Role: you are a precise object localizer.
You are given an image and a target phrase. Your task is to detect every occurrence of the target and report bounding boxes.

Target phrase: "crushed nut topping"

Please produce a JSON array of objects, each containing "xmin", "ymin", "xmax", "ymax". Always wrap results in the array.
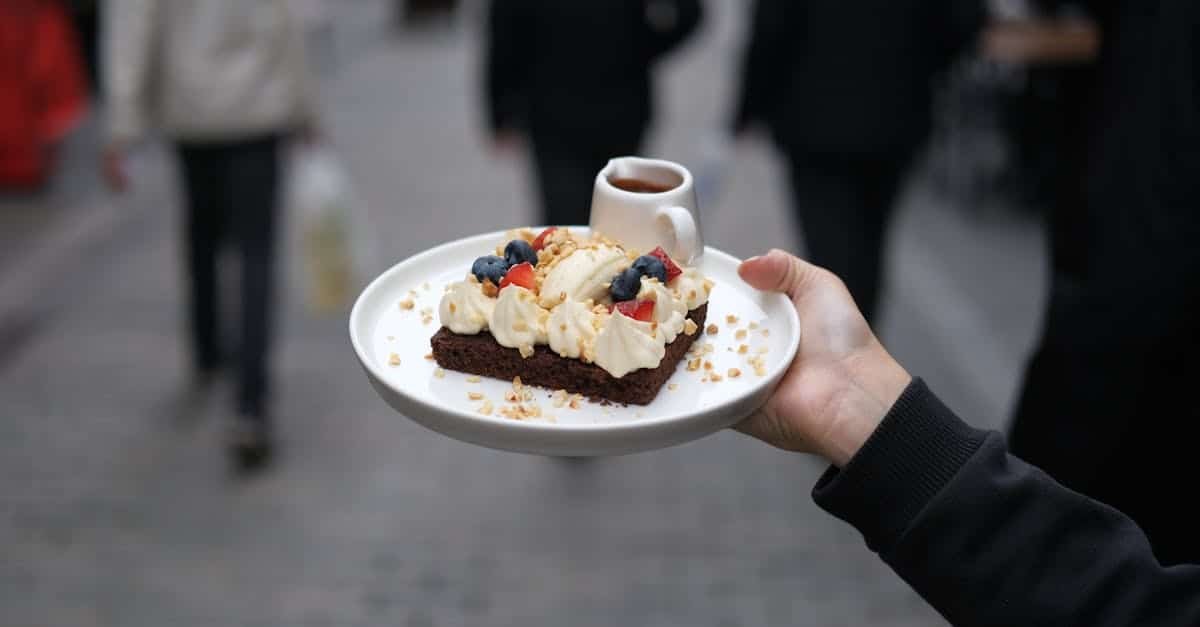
[
  {"xmin": 726, "ymin": 314, "xmax": 739, "ymax": 324},
  {"xmin": 399, "ymin": 299, "xmax": 415, "ymax": 310},
  {"xmin": 738, "ymin": 344, "xmax": 749, "ymax": 355},
  {"xmin": 467, "ymin": 391, "xmax": 485, "ymax": 401},
  {"xmin": 735, "ymin": 329, "xmax": 748, "ymax": 340},
  {"xmin": 466, "ymin": 375, "xmax": 481, "ymax": 383},
  {"xmin": 706, "ymin": 324, "xmax": 719, "ymax": 335},
  {"xmin": 388, "ymin": 353, "xmax": 401, "ymax": 366},
  {"xmin": 478, "ymin": 400, "xmax": 494, "ymax": 416},
  {"xmin": 683, "ymin": 319, "xmax": 698, "ymax": 335},
  {"xmin": 728, "ymin": 368, "xmax": 742, "ymax": 379}
]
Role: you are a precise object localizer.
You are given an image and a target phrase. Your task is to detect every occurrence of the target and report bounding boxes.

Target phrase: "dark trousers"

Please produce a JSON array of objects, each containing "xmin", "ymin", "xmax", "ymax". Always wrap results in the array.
[
  {"xmin": 783, "ymin": 150, "xmax": 910, "ymax": 323},
  {"xmin": 175, "ymin": 135, "xmax": 281, "ymax": 416},
  {"xmin": 529, "ymin": 128, "xmax": 642, "ymax": 227}
]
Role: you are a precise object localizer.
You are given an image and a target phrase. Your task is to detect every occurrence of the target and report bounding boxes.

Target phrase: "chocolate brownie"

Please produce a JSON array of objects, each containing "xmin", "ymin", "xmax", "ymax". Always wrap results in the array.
[{"xmin": 431, "ymin": 304, "xmax": 708, "ymax": 405}]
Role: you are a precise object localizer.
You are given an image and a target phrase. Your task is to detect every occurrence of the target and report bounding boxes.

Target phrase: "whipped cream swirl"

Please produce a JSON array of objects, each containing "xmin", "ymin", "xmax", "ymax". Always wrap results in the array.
[
  {"xmin": 593, "ymin": 309, "xmax": 665, "ymax": 378},
  {"xmin": 548, "ymin": 299, "xmax": 598, "ymax": 360},
  {"xmin": 438, "ymin": 279, "xmax": 495, "ymax": 334},
  {"xmin": 490, "ymin": 285, "xmax": 547, "ymax": 351}
]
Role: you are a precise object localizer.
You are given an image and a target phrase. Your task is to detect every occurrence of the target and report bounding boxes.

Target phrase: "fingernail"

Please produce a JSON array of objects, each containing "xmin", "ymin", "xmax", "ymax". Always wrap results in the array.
[{"xmin": 743, "ymin": 255, "xmax": 762, "ymax": 264}]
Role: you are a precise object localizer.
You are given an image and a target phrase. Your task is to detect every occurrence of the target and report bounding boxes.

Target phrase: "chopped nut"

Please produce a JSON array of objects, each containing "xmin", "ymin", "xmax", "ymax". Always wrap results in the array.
[
  {"xmin": 683, "ymin": 319, "xmax": 698, "ymax": 335},
  {"xmin": 749, "ymin": 322, "xmax": 759, "ymax": 330},
  {"xmin": 399, "ymin": 299, "xmax": 415, "ymax": 310},
  {"xmin": 568, "ymin": 394, "xmax": 583, "ymax": 410},
  {"xmin": 448, "ymin": 302, "xmax": 457, "ymax": 314},
  {"xmin": 518, "ymin": 344, "xmax": 535, "ymax": 358},
  {"xmin": 467, "ymin": 391, "xmax": 485, "ymax": 401},
  {"xmin": 687, "ymin": 358, "xmax": 702, "ymax": 371},
  {"xmin": 504, "ymin": 389, "xmax": 521, "ymax": 403},
  {"xmin": 756, "ymin": 346, "xmax": 770, "ymax": 355},
  {"xmin": 466, "ymin": 375, "xmax": 481, "ymax": 383},
  {"xmin": 667, "ymin": 383, "xmax": 679, "ymax": 391},
  {"xmin": 762, "ymin": 329, "xmax": 770, "ymax": 337},
  {"xmin": 434, "ymin": 368, "xmax": 446, "ymax": 378},
  {"xmin": 387, "ymin": 353, "xmax": 401, "ymax": 366},
  {"xmin": 559, "ymin": 323, "xmax": 568, "ymax": 332},
  {"xmin": 726, "ymin": 314, "xmax": 739, "ymax": 324},
  {"xmin": 481, "ymin": 280, "xmax": 499, "ymax": 298},
  {"xmin": 424, "ymin": 353, "xmax": 435, "ymax": 360},
  {"xmin": 478, "ymin": 400, "xmax": 494, "ymax": 416},
  {"xmin": 559, "ymin": 291, "xmax": 567, "ymax": 303},
  {"xmin": 709, "ymin": 373, "xmax": 723, "ymax": 382},
  {"xmin": 735, "ymin": 329, "xmax": 748, "ymax": 340},
  {"xmin": 755, "ymin": 366, "xmax": 768, "ymax": 377},
  {"xmin": 513, "ymin": 376, "xmax": 522, "ymax": 389},
  {"xmin": 728, "ymin": 368, "xmax": 742, "ymax": 379},
  {"xmin": 706, "ymin": 324, "xmax": 719, "ymax": 335},
  {"xmin": 421, "ymin": 315, "xmax": 433, "ymax": 325},
  {"xmin": 703, "ymin": 360, "xmax": 713, "ymax": 371},
  {"xmin": 738, "ymin": 344, "xmax": 749, "ymax": 355},
  {"xmin": 551, "ymin": 390, "xmax": 569, "ymax": 408}
]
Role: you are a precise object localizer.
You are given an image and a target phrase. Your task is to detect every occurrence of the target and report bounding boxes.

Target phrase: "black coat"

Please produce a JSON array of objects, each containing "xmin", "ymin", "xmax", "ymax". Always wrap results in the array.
[
  {"xmin": 733, "ymin": 0, "xmax": 984, "ymax": 159},
  {"xmin": 485, "ymin": 0, "xmax": 702, "ymax": 142},
  {"xmin": 819, "ymin": 379, "xmax": 1200, "ymax": 626}
]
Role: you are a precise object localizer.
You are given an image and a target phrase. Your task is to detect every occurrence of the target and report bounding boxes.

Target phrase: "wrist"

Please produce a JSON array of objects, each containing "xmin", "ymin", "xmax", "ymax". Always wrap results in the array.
[{"xmin": 821, "ymin": 348, "xmax": 910, "ymax": 467}]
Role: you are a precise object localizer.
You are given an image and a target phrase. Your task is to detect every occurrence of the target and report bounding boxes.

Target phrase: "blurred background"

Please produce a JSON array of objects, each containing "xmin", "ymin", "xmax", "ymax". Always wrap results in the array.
[{"xmin": 3, "ymin": 0, "xmax": 1102, "ymax": 624}]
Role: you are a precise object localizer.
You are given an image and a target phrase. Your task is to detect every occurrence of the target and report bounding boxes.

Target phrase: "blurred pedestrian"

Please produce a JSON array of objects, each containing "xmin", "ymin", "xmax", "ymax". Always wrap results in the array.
[
  {"xmin": 484, "ymin": 0, "xmax": 703, "ymax": 227},
  {"xmin": 0, "ymin": 0, "xmax": 88, "ymax": 189},
  {"xmin": 101, "ymin": 0, "xmax": 320, "ymax": 471},
  {"xmin": 1002, "ymin": 0, "xmax": 1200, "ymax": 566},
  {"xmin": 731, "ymin": 0, "xmax": 985, "ymax": 323}
]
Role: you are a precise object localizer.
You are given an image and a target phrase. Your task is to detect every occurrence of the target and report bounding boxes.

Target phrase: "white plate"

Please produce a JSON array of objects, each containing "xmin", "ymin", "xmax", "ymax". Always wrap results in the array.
[{"xmin": 348, "ymin": 228, "xmax": 800, "ymax": 456}]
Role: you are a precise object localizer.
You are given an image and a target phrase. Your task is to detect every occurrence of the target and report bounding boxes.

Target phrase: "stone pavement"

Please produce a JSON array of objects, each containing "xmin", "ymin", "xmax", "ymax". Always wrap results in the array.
[{"xmin": 1, "ymin": 2, "xmax": 1045, "ymax": 626}]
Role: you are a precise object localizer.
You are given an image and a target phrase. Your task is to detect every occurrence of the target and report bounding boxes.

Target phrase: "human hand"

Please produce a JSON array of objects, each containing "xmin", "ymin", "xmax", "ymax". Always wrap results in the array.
[
  {"xmin": 491, "ymin": 129, "xmax": 523, "ymax": 157},
  {"xmin": 735, "ymin": 250, "xmax": 911, "ymax": 467},
  {"xmin": 100, "ymin": 142, "xmax": 130, "ymax": 193}
]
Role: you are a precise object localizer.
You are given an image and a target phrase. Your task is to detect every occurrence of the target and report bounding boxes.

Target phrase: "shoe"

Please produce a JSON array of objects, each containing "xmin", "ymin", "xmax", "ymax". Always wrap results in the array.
[{"xmin": 227, "ymin": 412, "xmax": 274, "ymax": 474}]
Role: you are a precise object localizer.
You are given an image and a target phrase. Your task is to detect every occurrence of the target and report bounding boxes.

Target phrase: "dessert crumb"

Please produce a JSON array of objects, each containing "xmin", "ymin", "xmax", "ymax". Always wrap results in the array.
[
  {"xmin": 518, "ymin": 344, "xmax": 535, "ymax": 358},
  {"xmin": 424, "ymin": 353, "xmax": 435, "ymax": 360},
  {"xmin": 762, "ymin": 329, "xmax": 770, "ymax": 337},
  {"xmin": 434, "ymin": 368, "xmax": 446, "ymax": 378},
  {"xmin": 478, "ymin": 400, "xmax": 494, "ymax": 416},
  {"xmin": 466, "ymin": 375, "xmax": 481, "ymax": 383},
  {"xmin": 703, "ymin": 360, "xmax": 713, "ymax": 371},
  {"xmin": 735, "ymin": 329, "xmax": 748, "ymax": 340},
  {"xmin": 687, "ymin": 358, "xmax": 702, "ymax": 371},
  {"xmin": 706, "ymin": 323, "xmax": 719, "ymax": 335},
  {"xmin": 421, "ymin": 315, "xmax": 433, "ymax": 325},
  {"xmin": 749, "ymin": 321, "xmax": 759, "ymax": 330},
  {"xmin": 756, "ymin": 346, "xmax": 770, "ymax": 355},
  {"xmin": 709, "ymin": 373, "xmax": 723, "ymax": 382},
  {"xmin": 738, "ymin": 344, "xmax": 749, "ymax": 355},
  {"xmin": 399, "ymin": 299, "xmax": 415, "ymax": 310},
  {"xmin": 551, "ymin": 389, "xmax": 568, "ymax": 408},
  {"xmin": 667, "ymin": 383, "xmax": 678, "ymax": 391},
  {"xmin": 467, "ymin": 391, "xmax": 485, "ymax": 401},
  {"xmin": 568, "ymin": 394, "xmax": 584, "ymax": 410},
  {"xmin": 387, "ymin": 353, "xmax": 401, "ymax": 366},
  {"xmin": 683, "ymin": 319, "xmax": 698, "ymax": 335},
  {"xmin": 726, "ymin": 314, "xmax": 739, "ymax": 324},
  {"xmin": 728, "ymin": 368, "xmax": 742, "ymax": 379}
]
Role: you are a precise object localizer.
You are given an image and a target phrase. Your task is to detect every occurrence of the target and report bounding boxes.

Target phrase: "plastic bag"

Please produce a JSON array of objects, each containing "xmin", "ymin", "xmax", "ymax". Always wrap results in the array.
[{"xmin": 289, "ymin": 146, "xmax": 362, "ymax": 314}]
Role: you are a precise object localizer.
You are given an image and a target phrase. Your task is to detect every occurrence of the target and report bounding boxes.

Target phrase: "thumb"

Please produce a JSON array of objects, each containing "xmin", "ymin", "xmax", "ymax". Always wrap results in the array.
[{"xmin": 738, "ymin": 249, "xmax": 816, "ymax": 301}]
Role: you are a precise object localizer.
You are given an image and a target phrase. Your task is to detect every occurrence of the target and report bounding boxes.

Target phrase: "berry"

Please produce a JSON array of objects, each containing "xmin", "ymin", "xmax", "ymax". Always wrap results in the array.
[
  {"xmin": 631, "ymin": 255, "xmax": 668, "ymax": 284},
  {"xmin": 648, "ymin": 246, "xmax": 682, "ymax": 283},
  {"xmin": 532, "ymin": 227, "xmax": 558, "ymax": 251},
  {"xmin": 471, "ymin": 255, "xmax": 509, "ymax": 286},
  {"xmin": 609, "ymin": 267, "xmax": 642, "ymax": 302},
  {"xmin": 499, "ymin": 261, "xmax": 536, "ymax": 292},
  {"xmin": 614, "ymin": 299, "xmax": 655, "ymax": 322},
  {"xmin": 504, "ymin": 239, "xmax": 538, "ymax": 267}
]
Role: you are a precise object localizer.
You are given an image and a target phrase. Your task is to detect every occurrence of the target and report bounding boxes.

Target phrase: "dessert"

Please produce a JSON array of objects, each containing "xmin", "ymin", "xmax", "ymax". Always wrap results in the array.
[{"xmin": 431, "ymin": 227, "xmax": 713, "ymax": 405}]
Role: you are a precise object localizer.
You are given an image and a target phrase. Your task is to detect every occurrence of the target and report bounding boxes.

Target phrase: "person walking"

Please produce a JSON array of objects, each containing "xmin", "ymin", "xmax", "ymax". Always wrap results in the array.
[
  {"xmin": 484, "ymin": 0, "xmax": 703, "ymax": 227},
  {"xmin": 731, "ymin": 0, "xmax": 984, "ymax": 323},
  {"xmin": 101, "ymin": 0, "xmax": 319, "ymax": 471}
]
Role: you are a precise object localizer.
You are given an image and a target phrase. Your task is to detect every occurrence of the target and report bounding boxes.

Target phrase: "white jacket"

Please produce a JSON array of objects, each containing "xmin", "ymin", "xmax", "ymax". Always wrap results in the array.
[{"xmin": 103, "ymin": 0, "xmax": 317, "ymax": 143}]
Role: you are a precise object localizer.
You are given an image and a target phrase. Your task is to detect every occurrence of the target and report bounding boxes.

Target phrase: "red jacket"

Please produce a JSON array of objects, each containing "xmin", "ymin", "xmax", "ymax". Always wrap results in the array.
[{"xmin": 0, "ymin": 0, "xmax": 87, "ymax": 188}]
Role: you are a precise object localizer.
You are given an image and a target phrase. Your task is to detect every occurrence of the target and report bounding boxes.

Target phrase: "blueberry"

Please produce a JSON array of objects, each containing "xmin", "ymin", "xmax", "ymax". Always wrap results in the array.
[
  {"xmin": 631, "ymin": 255, "xmax": 668, "ymax": 284},
  {"xmin": 610, "ymin": 268, "xmax": 643, "ymax": 302},
  {"xmin": 504, "ymin": 239, "xmax": 538, "ymax": 267},
  {"xmin": 471, "ymin": 255, "xmax": 509, "ymax": 286}
]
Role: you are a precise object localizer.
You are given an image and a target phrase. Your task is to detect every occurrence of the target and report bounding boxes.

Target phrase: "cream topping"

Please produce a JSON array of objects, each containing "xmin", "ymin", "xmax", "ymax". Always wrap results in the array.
[
  {"xmin": 438, "ymin": 279, "xmax": 495, "ymax": 334},
  {"xmin": 538, "ymin": 245, "xmax": 627, "ymax": 308},
  {"xmin": 671, "ymin": 267, "xmax": 711, "ymax": 310},
  {"xmin": 490, "ymin": 286, "xmax": 547, "ymax": 351},
  {"xmin": 637, "ymin": 277, "xmax": 687, "ymax": 343},
  {"xmin": 593, "ymin": 309, "xmax": 665, "ymax": 378},
  {"xmin": 547, "ymin": 299, "xmax": 598, "ymax": 360}
]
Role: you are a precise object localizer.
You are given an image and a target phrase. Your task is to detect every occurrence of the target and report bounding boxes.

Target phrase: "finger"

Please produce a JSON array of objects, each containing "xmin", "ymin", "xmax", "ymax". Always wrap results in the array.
[{"xmin": 739, "ymin": 248, "xmax": 815, "ymax": 299}]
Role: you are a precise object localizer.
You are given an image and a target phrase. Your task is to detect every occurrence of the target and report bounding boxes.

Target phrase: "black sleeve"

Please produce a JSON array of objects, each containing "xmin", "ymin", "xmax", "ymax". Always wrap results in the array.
[
  {"xmin": 641, "ymin": 0, "xmax": 703, "ymax": 61},
  {"xmin": 730, "ymin": 0, "xmax": 796, "ymax": 133},
  {"xmin": 813, "ymin": 378, "xmax": 1200, "ymax": 627},
  {"xmin": 484, "ymin": 0, "xmax": 531, "ymax": 133}
]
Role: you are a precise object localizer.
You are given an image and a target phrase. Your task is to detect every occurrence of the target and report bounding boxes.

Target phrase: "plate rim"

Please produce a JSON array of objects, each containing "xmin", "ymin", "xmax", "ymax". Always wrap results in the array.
[{"xmin": 348, "ymin": 227, "xmax": 800, "ymax": 434}]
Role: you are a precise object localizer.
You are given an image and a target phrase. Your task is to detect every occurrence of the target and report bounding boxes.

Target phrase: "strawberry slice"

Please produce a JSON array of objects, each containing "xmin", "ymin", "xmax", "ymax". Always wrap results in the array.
[
  {"xmin": 532, "ymin": 227, "xmax": 558, "ymax": 251},
  {"xmin": 648, "ymin": 246, "xmax": 682, "ymax": 283},
  {"xmin": 614, "ymin": 299, "xmax": 655, "ymax": 322},
  {"xmin": 499, "ymin": 262, "xmax": 536, "ymax": 292}
]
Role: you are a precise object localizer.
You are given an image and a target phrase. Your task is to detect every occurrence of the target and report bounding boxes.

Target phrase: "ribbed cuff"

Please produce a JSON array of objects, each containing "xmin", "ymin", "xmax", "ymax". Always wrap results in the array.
[{"xmin": 811, "ymin": 378, "xmax": 987, "ymax": 555}]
